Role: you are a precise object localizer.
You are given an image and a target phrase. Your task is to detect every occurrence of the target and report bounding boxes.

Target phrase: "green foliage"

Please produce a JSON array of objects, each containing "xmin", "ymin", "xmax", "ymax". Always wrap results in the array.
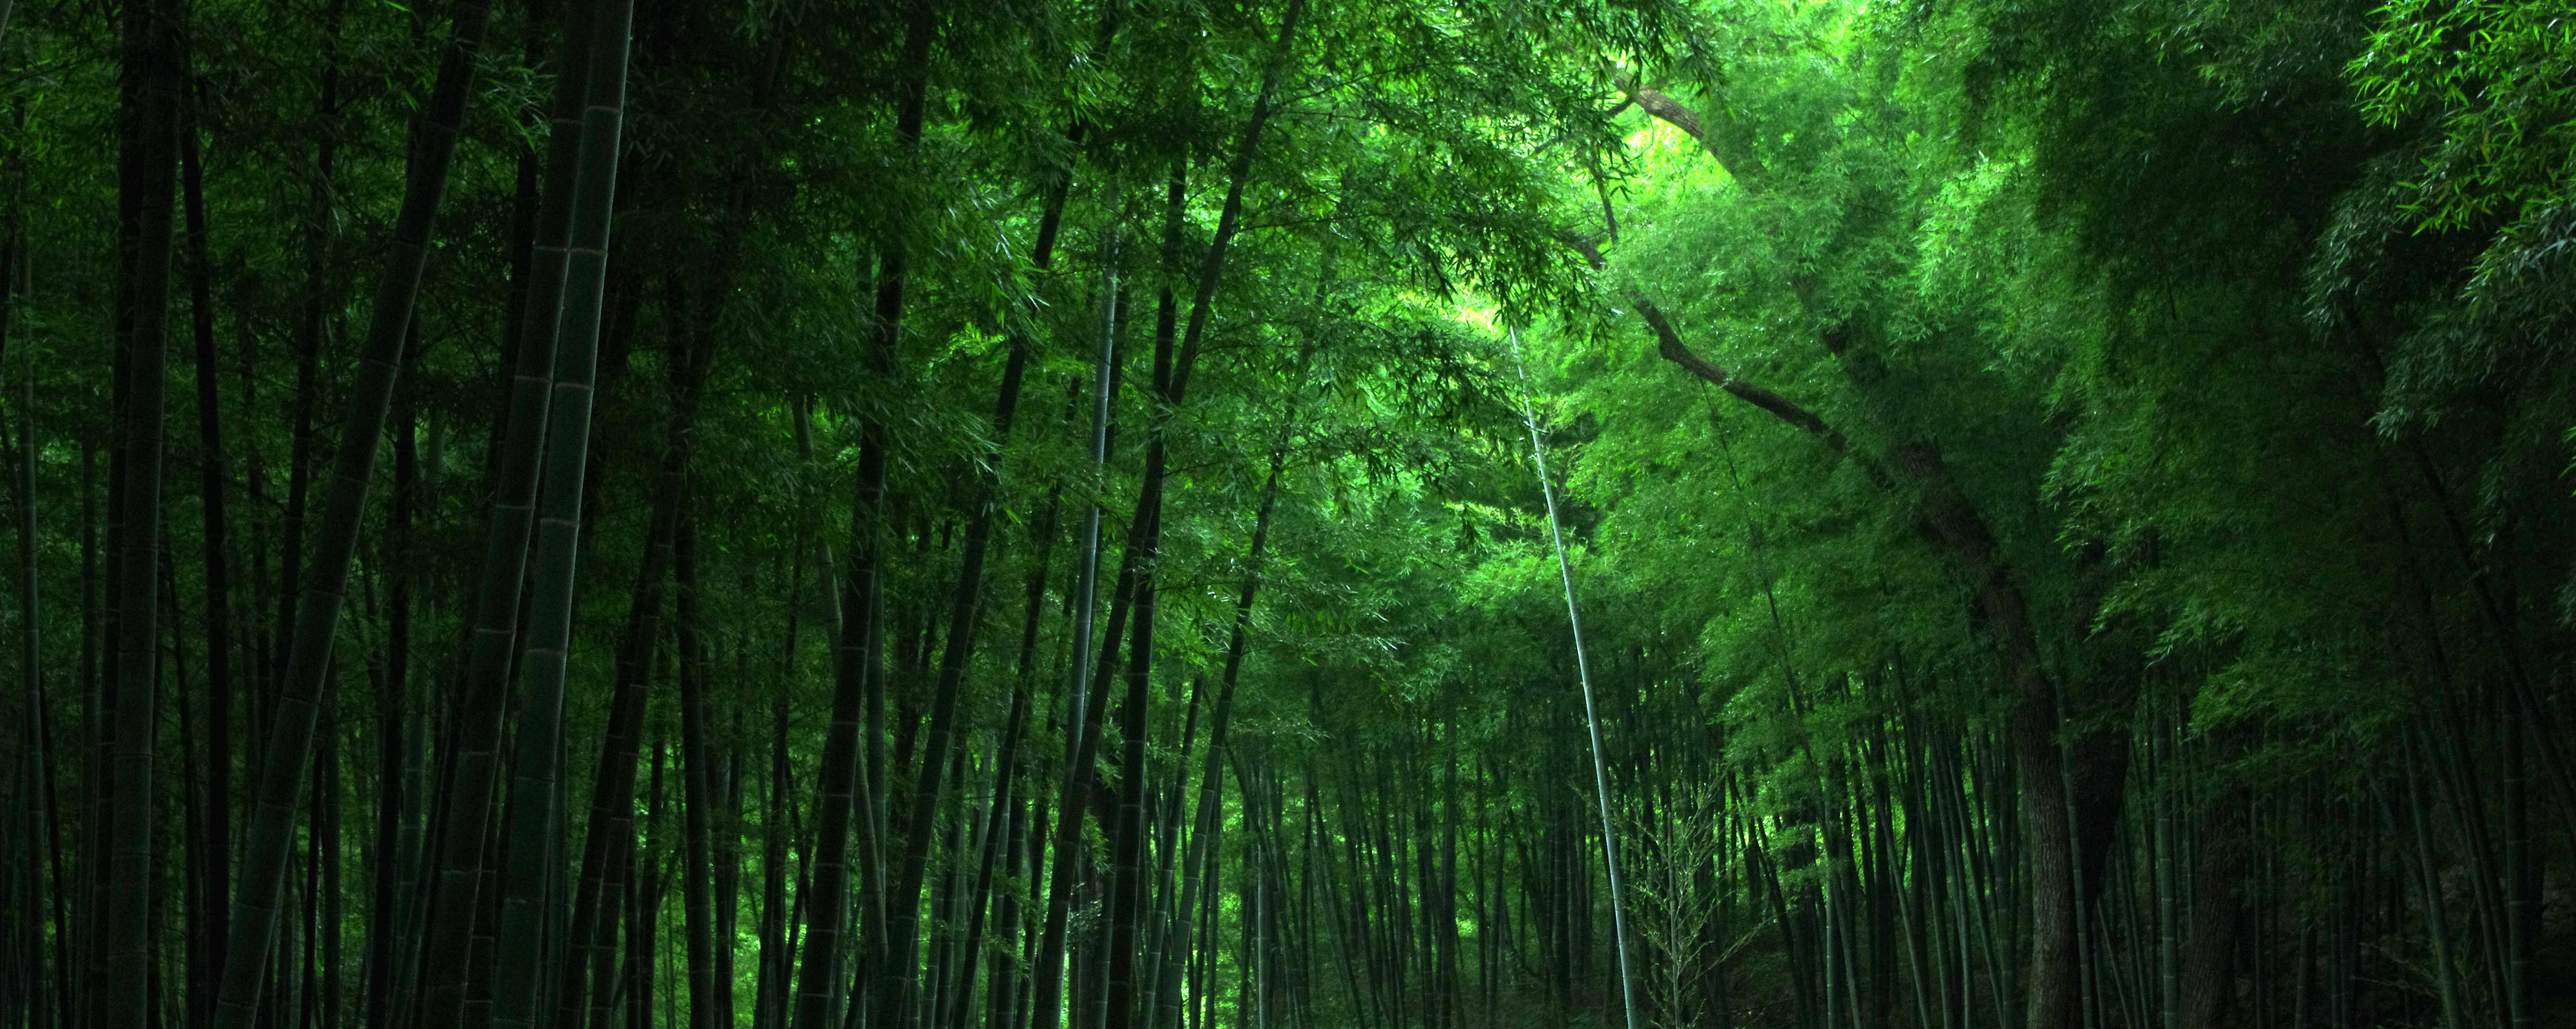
[
  {"xmin": 2351, "ymin": 0, "xmax": 2576, "ymax": 232},
  {"xmin": 8, "ymin": 0, "xmax": 2574, "ymax": 1024}
]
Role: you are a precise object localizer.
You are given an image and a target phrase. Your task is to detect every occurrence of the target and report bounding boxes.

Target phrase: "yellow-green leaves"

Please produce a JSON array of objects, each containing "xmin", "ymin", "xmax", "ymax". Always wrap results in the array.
[{"xmin": 2350, "ymin": 0, "xmax": 2576, "ymax": 231}]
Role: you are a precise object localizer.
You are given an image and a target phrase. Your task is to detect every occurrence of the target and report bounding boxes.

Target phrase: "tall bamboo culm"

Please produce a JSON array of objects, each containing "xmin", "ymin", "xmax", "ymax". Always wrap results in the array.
[
  {"xmin": 484, "ymin": 0, "xmax": 638, "ymax": 1025},
  {"xmin": 99, "ymin": 0, "xmax": 181, "ymax": 1020},
  {"xmin": 1507, "ymin": 325, "xmax": 1638, "ymax": 1029},
  {"xmin": 208, "ymin": 0, "xmax": 496, "ymax": 1025}
]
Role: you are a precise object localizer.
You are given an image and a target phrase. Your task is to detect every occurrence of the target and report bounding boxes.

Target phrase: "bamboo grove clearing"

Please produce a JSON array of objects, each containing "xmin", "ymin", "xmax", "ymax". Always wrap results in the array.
[{"xmin": 1, "ymin": 1, "xmax": 2572, "ymax": 1028}]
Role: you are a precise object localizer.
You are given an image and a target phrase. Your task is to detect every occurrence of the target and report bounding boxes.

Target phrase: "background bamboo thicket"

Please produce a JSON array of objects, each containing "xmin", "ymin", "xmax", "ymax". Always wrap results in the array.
[{"xmin": 2, "ymin": 1, "xmax": 2572, "ymax": 1029}]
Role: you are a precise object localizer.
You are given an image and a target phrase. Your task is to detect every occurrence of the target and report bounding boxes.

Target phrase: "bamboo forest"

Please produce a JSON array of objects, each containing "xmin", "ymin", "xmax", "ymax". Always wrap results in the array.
[{"xmin": 5, "ymin": 0, "xmax": 2576, "ymax": 1027}]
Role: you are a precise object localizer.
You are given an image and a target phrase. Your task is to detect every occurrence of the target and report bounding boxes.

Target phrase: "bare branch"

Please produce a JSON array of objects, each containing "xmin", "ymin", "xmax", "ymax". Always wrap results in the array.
[
  {"xmin": 1612, "ymin": 69, "xmax": 1769, "ymax": 185},
  {"xmin": 1560, "ymin": 231, "xmax": 1888, "ymax": 486}
]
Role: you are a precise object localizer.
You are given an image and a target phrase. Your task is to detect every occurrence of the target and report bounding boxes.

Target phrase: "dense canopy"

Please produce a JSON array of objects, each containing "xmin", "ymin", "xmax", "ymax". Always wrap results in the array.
[{"xmin": 2, "ymin": 1, "xmax": 2571, "ymax": 1028}]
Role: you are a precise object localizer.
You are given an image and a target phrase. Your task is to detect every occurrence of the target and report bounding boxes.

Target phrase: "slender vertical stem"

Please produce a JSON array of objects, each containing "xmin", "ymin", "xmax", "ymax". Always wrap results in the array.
[
  {"xmin": 1030, "ymin": 188, "xmax": 1121, "ymax": 1029},
  {"xmin": 1505, "ymin": 326, "xmax": 1638, "ymax": 1029},
  {"xmin": 178, "ymin": 82, "xmax": 236, "ymax": 1009},
  {"xmin": 678, "ymin": 502, "xmax": 722, "ymax": 1029},
  {"xmin": 12, "ymin": 213, "xmax": 60, "ymax": 1029}
]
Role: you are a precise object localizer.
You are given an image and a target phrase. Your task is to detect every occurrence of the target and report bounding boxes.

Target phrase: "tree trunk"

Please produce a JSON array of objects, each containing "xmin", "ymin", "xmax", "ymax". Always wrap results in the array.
[
  {"xmin": 677, "ymin": 501, "xmax": 723, "ymax": 1029},
  {"xmin": 13, "ymin": 205, "xmax": 71, "ymax": 1029},
  {"xmin": 2176, "ymin": 778, "xmax": 2249, "ymax": 1029},
  {"xmin": 102, "ymin": 0, "xmax": 182, "ymax": 1020},
  {"xmin": 392, "ymin": 0, "xmax": 590, "ymax": 1005},
  {"xmin": 1100, "ymin": 0, "xmax": 1307, "ymax": 989},
  {"xmin": 1028, "ymin": 188, "xmax": 1133, "ymax": 1029},
  {"xmin": 178, "ymin": 81, "xmax": 237, "ymax": 1012}
]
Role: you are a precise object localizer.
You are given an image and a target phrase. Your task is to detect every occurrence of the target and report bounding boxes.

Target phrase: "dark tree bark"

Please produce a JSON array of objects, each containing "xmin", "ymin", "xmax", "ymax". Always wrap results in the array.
[
  {"xmin": 2177, "ymin": 780, "xmax": 2251, "ymax": 1029},
  {"xmin": 178, "ymin": 79, "xmax": 237, "ymax": 1015},
  {"xmin": 678, "ymin": 499, "xmax": 723, "ymax": 1029},
  {"xmin": 101, "ymin": 0, "xmax": 183, "ymax": 1020}
]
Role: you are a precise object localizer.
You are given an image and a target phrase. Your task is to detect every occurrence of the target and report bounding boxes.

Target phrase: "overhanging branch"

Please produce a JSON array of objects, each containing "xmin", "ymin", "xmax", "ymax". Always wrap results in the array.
[
  {"xmin": 1613, "ymin": 70, "xmax": 1769, "ymax": 185},
  {"xmin": 1562, "ymin": 232, "xmax": 1889, "ymax": 488}
]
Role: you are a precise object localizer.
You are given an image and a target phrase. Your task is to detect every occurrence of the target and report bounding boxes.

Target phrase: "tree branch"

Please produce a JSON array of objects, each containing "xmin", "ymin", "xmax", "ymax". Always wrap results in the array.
[
  {"xmin": 1613, "ymin": 70, "xmax": 1768, "ymax": 185},
  {"xmin": 1562, "ymin": 232, "xmax": 1888, "ymax": 488},
  {"xmin": 1573, "ymin": 95, "xmax": 2127, "ymax": 1002}
]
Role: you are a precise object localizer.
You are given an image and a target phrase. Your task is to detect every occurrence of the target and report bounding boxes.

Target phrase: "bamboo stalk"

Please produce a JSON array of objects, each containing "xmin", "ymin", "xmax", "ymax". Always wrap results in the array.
[
  {"xmin": 1506, "ymin": 326, "xmax": 1638, "ymax": 1029},
  {"xmin": 206, "ymin": 0, "xmax": 494, "ymax": 1021}
]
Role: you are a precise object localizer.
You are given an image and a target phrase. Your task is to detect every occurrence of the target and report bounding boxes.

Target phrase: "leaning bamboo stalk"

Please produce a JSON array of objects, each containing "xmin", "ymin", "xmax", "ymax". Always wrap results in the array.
[
  {"xmin": 484, "ymin": 2, "xmax": 641, "ymax": 1029},
  {"xmin": 1027, "ymin": 281, "xmax": 1124, "ymax": 1029},
  {"xmin": 1100, "ymin": 152, "xmax": 1236, "ymax": 1012},
  {"xmin": 176, "ymin": 93, "xmax": 238, "ymax": 1004},
  {"xmin": 11, "ymin": 201, "xmax": 63, "ymax": 1029},
  {"xmin": 887, "ymin": 138, "xmax": 1070, "ymax": 1029},
  {"xmin": 2399, "ymin": 734, "xmax": 2467, "ymax": 1029},
  {"xmin": 940, "ymin": 351, "xmax": 1075, "ymax": 1029},
  {"xmin": 483, "ymin": 0, "xmax": 638, "ymax": 1026},
  {"xmin": 1150, "ymin": 445, "xmax": 1286, "ymax": 1029},
  {"xmin": 1506, "ymin": 326, "xmax": 1639, "ymax": 1029},
  {"xmin": 362, "ymin": 401, "xmax": 413, "ymax": 1029},
  {"xmin": 790, "ymin": 7, "xmax": 936, "ymax": 1025},
  {"xmin": 208, "ymin": 0, "xmax": 495, "ymax": 1024},
  {"xmin": 1100, "ymin": 3, "xmax": 1307, "ymax": 1017},
  {"xmin": 403, "ymin": 0, "xmax": 595, "ymax": 1018},
  {"xmin": 975, "ymin": 485, "xmax": 1063, "ymax": 1029},
  {"xmin": 550, "ymin": 356, "xmax": 686, "ymax": 1029}
]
